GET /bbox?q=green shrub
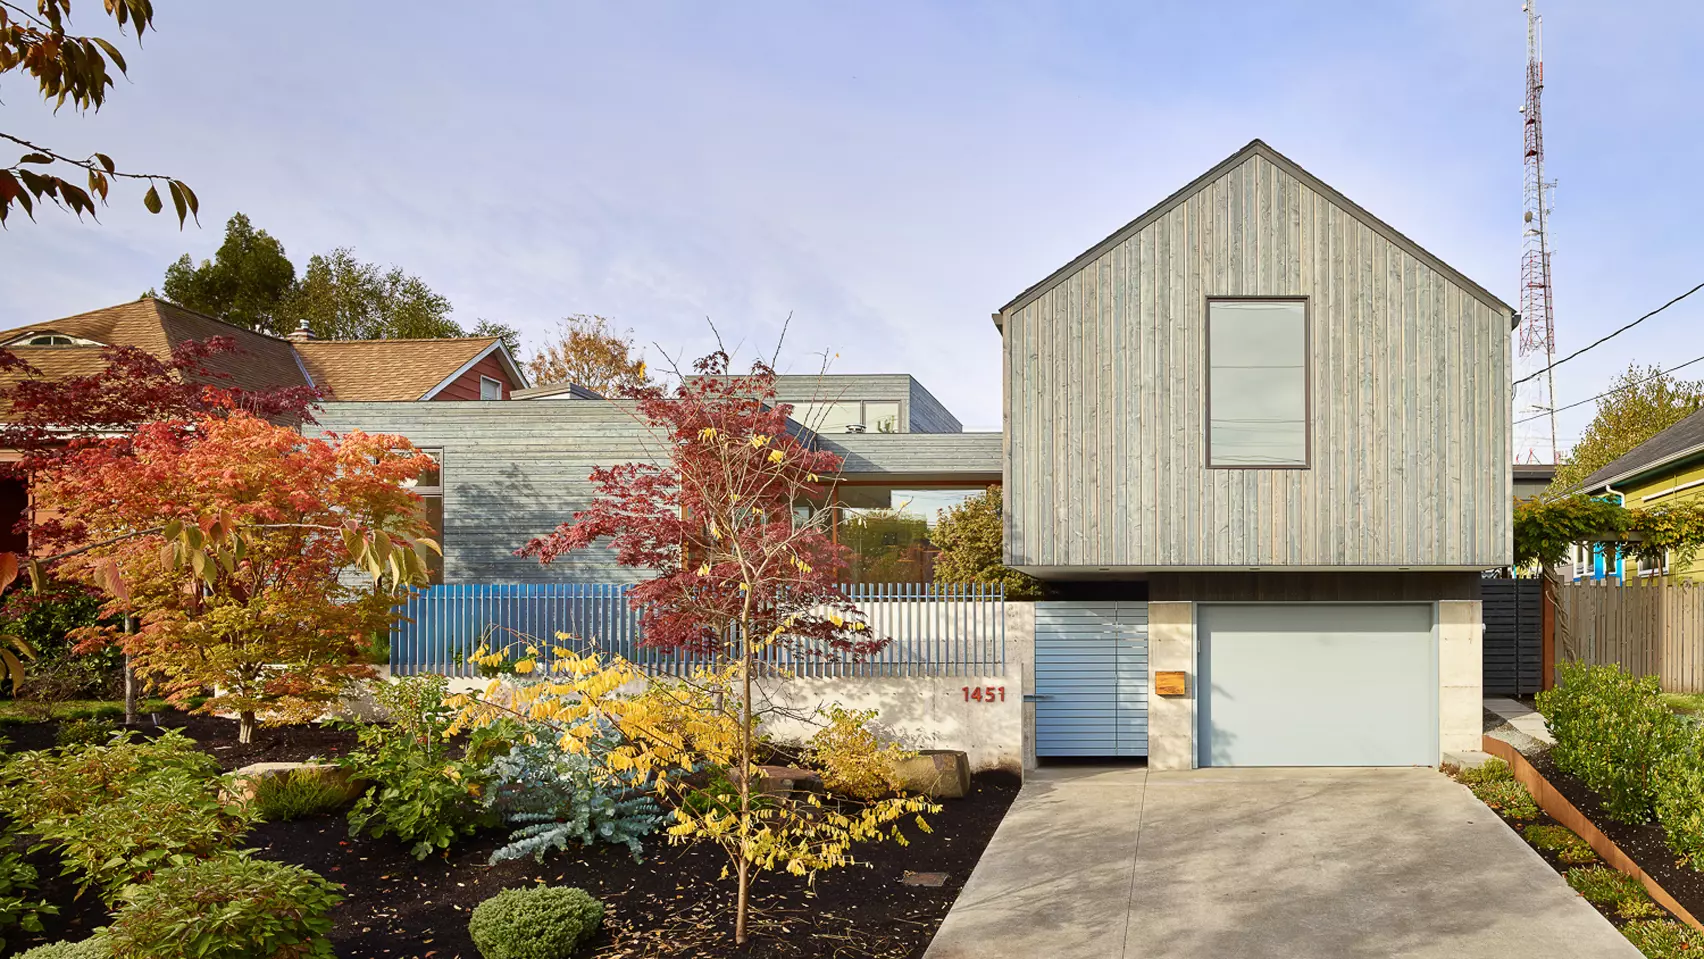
[106,851,341,959]
[249,768,353,822]
[1654,725,1704,870]
[680,770,773,819]
[1567,865,1664,919]
[2,582,119,700]
[38,772,254,898]
[0,729,219,820]
[338,675,493,859]
[1623,918,1704,958]
[482,732,661,864]
[0,850,57,954]
[1538,663,1684,823]
[1523,824,1598,864]
[468,886,604,959]
[56,717,117,747]
[18,938,109,959]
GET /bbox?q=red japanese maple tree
[32,409,436,742]
[521,351,881,665]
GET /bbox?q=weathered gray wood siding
[906,379,963,434]
[1001,150,1512,570]
[317,401,664,583]
[822,433,999,479]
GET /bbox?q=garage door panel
[1198,604,1435,767]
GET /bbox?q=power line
[1515,351,1704,425]
[1513,280,1704,386]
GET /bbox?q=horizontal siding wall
[821,432,1000,478]
[1003,152,1511,569]
[318,401,663,583]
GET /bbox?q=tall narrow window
[406,449,445,583]
[1207,299,1309,467]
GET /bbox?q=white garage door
[1197,604,1436,767]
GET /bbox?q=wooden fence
[1556,580,1704,692]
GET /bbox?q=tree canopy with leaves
[33,410,438,742]
[1551,363,1704,492]
[161,213,523,345]
[1,0,199,226]
[527,315,650,394]
[930,486,1042,599]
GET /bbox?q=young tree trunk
[123,615,137,725]
[238,710,256,745]
[735,637,755,944]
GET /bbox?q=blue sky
[4,1,1701,448]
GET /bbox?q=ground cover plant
[246,767,354,823]
[1567,865,1665,919]
[1449,758,1539,820]
[1523,824,1598,865]
[1622,918,1704,959]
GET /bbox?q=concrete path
[1485,697,1557,745]
[924,766,1640,959]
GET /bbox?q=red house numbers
[962,686,1006,703]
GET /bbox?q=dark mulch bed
[1529,749,1704,922]
[2,712,359,770]
[7,716,1020,958]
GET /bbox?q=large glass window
[1207,299,1309,467]
[836,485,983,583]
[788,400,902,434]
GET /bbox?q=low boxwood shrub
[105,851,341,959]
[1622,918,1704,958]
[1566,865,1664,919]
[1537,662,1684,823]
[18,938,109,959]
[1522,824,1598,865]
[468,886,604,959]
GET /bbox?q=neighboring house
[0,298,529,562]
[1569,407,1704,582]
[1513,462,1557,501]
[994,139,1512,769]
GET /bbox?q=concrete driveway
[924,766,1641,959]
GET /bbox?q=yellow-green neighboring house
[1574,407,1704,582]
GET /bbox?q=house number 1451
[962,686,1005,703]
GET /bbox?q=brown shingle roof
[0,300,510,403]
[0,299,311,395]
[293,338,500,401]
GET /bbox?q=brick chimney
[287,318,315,342]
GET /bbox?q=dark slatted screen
[1484,578,1543,696]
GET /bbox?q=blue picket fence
[389,581,1005,678]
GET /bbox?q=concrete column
[1147,601,1195,771]
[1006,602,1037,772]
[1438,600,1484,758]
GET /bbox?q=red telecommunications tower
[1518,0,1558,463]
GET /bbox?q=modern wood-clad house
[995,140,1513,769]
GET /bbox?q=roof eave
[1578,442,1704,496]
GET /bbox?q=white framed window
[1207,298,1309,468]
[479,375,504,401]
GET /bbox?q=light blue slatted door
[1034,602,1148,757]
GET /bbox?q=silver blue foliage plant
[480,723,663,865]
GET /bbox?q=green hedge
[1539,662,1704,871]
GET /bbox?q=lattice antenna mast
[1518,0,1558,462]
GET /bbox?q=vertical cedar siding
[431,353,515,401]
[1001,152,1512,569]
